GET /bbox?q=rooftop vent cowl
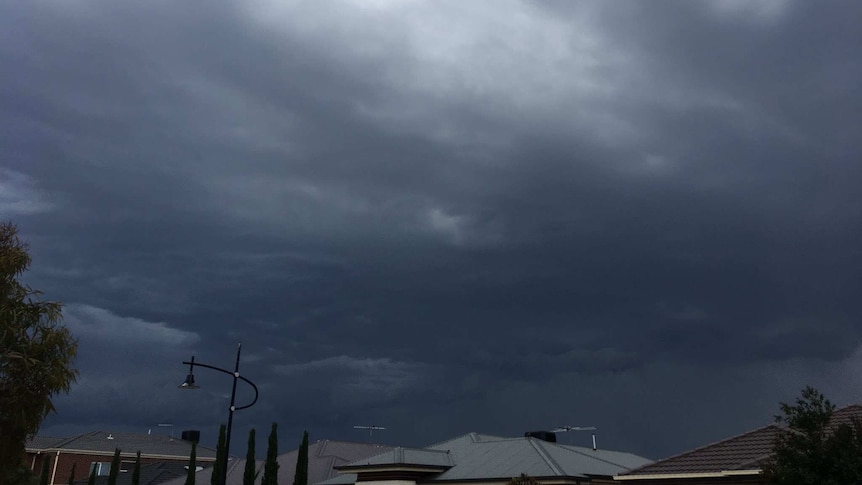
[525,431,557,443]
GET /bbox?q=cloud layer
[3,0,861,460]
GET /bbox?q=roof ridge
[527,438,564,475]
[624,424,780,475]
[55,431,93,449]
[425,431,477,449]
[316,439,330,458]
[553,442,633,470]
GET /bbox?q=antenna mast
[551,426,598,449]
[353,425,386,438]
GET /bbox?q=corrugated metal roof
[420,433,649,480]
[343,446,453,468]
[331,432,649,481]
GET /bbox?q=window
[90,462,111,476]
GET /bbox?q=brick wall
[27,451,214,484]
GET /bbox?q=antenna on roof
[551,426,597,449]
[158,423,175,439]
[353,425,386,438]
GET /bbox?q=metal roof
[422,433,650,480]
[159,439,394,485]
[332,432,650,482]
[26,431,217,460]
[338,446,453,469]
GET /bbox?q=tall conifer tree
[243,428,257,485]
[212,424,227,485]
[261,423,279,485]
[293,431,309,485]
[107,448,121,485]
[131,450,141,485]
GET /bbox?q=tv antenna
[551,426,597,450]
[354,425,386,438]
[158,423,175,439]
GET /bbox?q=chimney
[181,430,201,443]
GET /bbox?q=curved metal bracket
[181,360,259,410]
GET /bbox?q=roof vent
[525,431,556,443]
[181,430,201,443]
[107,434,114,440]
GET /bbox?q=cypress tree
[87,467,96,485]
[243,428,257,485]
[38,455,51,485]
[185,441,197,485]
[261,423,279,485]
[292,431,309,485]
[107,448,121,485]
[131,450,141,485]
[68,462,77,485]
[212,424,227,485]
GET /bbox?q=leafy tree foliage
[764,386,862,485]
[262,423,279,485]
[243,428,258,485]
[508,474,539,485]
[0,222,78,484]
[212,424,227,485]
[185,441,197,485]
[293,431,309,485]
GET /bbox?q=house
[25,430,217,485]
[615,404,862,485]
[327,431,652,485]
[158,439,394,485]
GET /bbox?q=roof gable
[621,403,862,478]
[339,432,650,481]
[621,425,779,477]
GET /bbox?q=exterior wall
[26,451,215,484]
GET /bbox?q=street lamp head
[178,373,199,389]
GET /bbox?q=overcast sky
[3,0,861,461]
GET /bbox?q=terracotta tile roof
[826,404,862,430]
[621,425,779,476]
[622,403,862,478]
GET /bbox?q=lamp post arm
[235,375,259,411]
[181,360,260,409]
[182,360,233,377]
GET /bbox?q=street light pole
[179,343,259,485]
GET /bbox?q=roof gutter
[615,469,762,480]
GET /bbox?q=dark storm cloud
[3,0,862,459]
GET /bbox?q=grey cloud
[4,0,861,460]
